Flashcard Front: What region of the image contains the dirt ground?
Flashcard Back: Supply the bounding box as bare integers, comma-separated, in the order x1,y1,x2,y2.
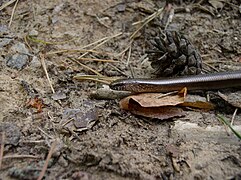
0,0,241,179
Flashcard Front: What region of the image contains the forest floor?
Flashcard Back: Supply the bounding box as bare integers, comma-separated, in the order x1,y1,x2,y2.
0,0,241,179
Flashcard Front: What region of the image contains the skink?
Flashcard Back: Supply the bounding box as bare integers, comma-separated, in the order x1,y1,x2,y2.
109,70,241,93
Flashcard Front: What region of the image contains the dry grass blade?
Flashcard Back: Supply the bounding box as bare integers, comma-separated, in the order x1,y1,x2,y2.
27,35,77,45
126,41,133,66
46,49,115,56
70,58,103,76
74,75,118,84
0,132,5,169
8,0,19,27
78,57,118,63
130,7,164,39
37,140,57,180
3,154,41,159
40,54,55,94
0,0,17,11
77,32,122,59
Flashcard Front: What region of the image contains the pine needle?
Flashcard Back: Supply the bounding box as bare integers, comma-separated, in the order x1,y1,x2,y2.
40,54,55,93
8,0,19,27
37,140,57,180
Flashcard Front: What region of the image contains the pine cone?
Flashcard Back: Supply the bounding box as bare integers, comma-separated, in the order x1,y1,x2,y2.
148,31,202,77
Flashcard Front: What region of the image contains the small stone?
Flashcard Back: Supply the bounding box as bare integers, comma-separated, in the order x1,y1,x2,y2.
6,42,30,70
6,54,29,70
29,56,41,68
0,123,21,146
116,4,126,12
28,29,39,36
10,42,29,54
52,91,67,100
0,38,12,48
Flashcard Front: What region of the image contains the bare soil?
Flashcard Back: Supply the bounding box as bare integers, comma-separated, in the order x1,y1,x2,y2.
0,0,241,179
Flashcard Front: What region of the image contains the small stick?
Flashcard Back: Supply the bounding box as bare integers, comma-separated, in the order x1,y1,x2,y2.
203,62,220,72
77,32,122,59
46,49,115,56
70,58,103,76
3,154,41,159
40,54,55,94
130,7,164,39
126,42,132,66
108,64,128,77
0,132,5,169
37,140,57,180
231,108,238,126
78,57,117,63
8,0,19,27
0,0,17,11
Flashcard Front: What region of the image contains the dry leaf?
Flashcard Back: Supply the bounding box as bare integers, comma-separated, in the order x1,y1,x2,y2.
209,0,224,10
118,88,212,119
218,91,241,109
119,90,186,120
120,90,186,109
26,97,43,113
128,100,184,120
180,95,215,110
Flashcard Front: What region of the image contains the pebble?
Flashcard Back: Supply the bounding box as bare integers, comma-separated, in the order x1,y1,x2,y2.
6,54,29,70
6,42,29,70
28,29,39,36
29,56,41,68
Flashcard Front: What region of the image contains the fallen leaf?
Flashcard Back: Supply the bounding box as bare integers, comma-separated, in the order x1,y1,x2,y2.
180,95,215,110
128,99,185,120
218,91,241,109
120,90,185,109
61,101,98,132
118,88,213,119
26,97,43,113
209,0,224,10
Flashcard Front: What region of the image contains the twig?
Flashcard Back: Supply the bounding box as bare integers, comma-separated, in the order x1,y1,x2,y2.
126,42,132,66
231,108,238,126
130,7,164,39
38,140,57,180
37,127,53,139
78,57,117,63
203,62,220,72
116,41,132,57
77,32,122,59
0,0,17,11
27,35,77,45
70,58,103,76
0,132,5,169
8,0,19,28
46,49,115,56
95,15,110,28
3,154,41,159
108,64,128,77
73,75,117,85
40,54,55,94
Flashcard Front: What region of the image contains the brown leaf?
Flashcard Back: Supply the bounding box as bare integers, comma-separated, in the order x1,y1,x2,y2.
218,91,241,109
180,95,215,110
128,99,185,120
119,89,186,119
26,97,43,113
120,91,185,109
